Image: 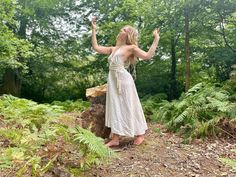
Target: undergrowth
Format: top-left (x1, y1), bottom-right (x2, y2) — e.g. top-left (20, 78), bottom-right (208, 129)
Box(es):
top-left (142, 78), bottom-right (236, 171)
top-left (142, 82), bottom-right (236, 140)
top-left (51, 99), bottom-right (90, 112)
top-left (0, 95), bottom-right (113, 176)
top-left (219, 149), bottom-right (236, 171)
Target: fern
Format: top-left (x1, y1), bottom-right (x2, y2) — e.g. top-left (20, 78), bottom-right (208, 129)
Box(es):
top-left (73, 126), bottom-right (113, 160)
top-left (0, 128), bottom-right (23, 145)
top-left (0, 95), bottom-right (111, 176)
top-left (219, 158), bottom-right (236, 171)
top-left (219, 149), bottom-right (236, 171)
top-left (173, 107), bottom-right (192, 125)
top-left (72, 126), bottom-right (114, 169)
top-left (51, 99), bottom-right (90, 112)
top-left (185, 83), bottom-right (203, 97)
top-left (145, 82), bottom-right (236, 139)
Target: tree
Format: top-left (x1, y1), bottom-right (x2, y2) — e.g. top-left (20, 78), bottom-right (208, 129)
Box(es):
top-left (0, 0), bottom-right (32, 96)
top-left (184, 3), bottom-right (190, 91)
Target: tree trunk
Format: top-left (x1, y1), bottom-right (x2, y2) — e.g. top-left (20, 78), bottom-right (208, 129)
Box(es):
top-left (0, 18), bottom-right (28, 96)
top-left (170, 37), bottom-right (177, 100)
top-left (79, 84), bottom-right (110, 138)
top-left (18, 17), bottom-right (27, 38)
top-left (0, 68), bottom-right (21, 96)
top-left (184, 6), bottom-right (190, 91)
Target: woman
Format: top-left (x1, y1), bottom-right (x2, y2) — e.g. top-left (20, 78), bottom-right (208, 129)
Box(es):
top-left (91, 17), bottom-right (160, 147)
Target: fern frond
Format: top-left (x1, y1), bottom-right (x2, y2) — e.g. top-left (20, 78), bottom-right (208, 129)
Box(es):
top-left (219, 158), bottom-right (236, 171)
top-left (185, 83), bottom-right (203, 97)
top-left (73, 126), bottom-right (113, 158)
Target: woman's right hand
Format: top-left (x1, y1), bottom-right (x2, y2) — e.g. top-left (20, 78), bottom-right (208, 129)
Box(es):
top-left (91, 16), bottom-right (97, 30)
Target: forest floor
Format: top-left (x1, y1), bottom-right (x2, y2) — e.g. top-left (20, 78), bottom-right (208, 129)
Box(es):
top-left (82, 122), bottom-right (236, 177)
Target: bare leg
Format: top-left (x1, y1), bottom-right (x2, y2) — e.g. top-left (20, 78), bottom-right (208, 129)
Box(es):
top-left (134, 134), bottom-right (145, 145)
top-left (105, 133), bottom-right (119, 147)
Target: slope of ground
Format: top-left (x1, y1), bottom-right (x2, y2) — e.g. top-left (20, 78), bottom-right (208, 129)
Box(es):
top-left (82, 122), bottom-right (236, 177)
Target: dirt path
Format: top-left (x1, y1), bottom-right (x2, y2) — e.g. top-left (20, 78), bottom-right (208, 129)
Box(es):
top-left (82, 122), bottom-right (236, 177)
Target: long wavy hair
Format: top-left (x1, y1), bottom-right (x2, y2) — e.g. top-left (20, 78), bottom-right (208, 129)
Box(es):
top-left (124, 25), bottom-right (139, 79)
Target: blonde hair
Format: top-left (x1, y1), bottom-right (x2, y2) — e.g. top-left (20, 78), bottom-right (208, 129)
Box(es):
top-left (122, 25), bottom-right (139, 79)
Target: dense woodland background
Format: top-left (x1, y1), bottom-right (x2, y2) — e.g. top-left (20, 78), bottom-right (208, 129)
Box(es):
top-left (0, 0), bottom-right (236, 176)
top-left (1, 0), bottom-right (235, 102)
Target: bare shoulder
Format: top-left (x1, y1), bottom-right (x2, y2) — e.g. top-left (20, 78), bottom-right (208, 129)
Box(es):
top-left (123, 45), bottom-right (136, 53)
top-left (94, 45), bottom-right (114, 55)
top-left (127, 45), bottom-right (140, 53)
top-left (128, 44), bottom-right (137, 50)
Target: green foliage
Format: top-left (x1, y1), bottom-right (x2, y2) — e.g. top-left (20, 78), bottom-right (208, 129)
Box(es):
top-left (1, 0), bottom-right (235, 102)
top-left (73, 126), bottom-right (114, 168)
top-left (141, 93), bottom-right (168, 120)
top-left (223, 67), bottom-right (236, 102)
top-left (219, 149), bottom-right (236, 171)
top-left (0, 95), bottom-right (113, 176)
top-left (0, 0), bottom-right (32, 72)
top-left (0, 147), bottom-right (26, 169)
top-left (0, 94), bottom-right (63, 130)
top-left (143, 83), bottom-right (236, 140)
top-left (52, 99), bottom-right (90, 112)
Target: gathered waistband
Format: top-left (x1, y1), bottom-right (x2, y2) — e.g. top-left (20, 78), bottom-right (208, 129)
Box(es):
top-left (109, 65), bottom-right (124, 71)
top-left (109, 66), bottom-right (124, 95)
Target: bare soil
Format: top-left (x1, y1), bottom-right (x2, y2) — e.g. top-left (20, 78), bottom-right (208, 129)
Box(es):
top-left (82, 122), bottom-right (236, 177)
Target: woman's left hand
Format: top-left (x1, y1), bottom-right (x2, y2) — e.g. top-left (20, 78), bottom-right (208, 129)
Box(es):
top-left (153, 28), bottom-right (160, 39)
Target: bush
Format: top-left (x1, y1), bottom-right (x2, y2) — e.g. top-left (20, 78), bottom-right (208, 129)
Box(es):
top-left (143, 83), bottom-right (236, 140)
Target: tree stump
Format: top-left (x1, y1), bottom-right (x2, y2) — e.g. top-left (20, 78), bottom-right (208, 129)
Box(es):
top-left (79, 84), bottom-right (111, 139)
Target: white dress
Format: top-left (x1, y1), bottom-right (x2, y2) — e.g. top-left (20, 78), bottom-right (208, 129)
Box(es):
top-left (105, 48), bottom-right (148, 137)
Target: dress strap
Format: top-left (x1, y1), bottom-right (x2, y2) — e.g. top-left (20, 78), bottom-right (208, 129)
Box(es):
top-left (109, 47), bottom-right (122, 58)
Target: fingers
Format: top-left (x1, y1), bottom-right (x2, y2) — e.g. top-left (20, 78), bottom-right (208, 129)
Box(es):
top-left (154, 28), bottom-right (160, 34)
top-left (156, 28), bottom-right (160, 33)
top-left (92, 16), bottom-right (96, 23)
top-left (153, 28), bottom-right (160, 39)
top-left (91, 16), bottom-right (96, 28)
top-left (153, 28), bottom-right (160, 32)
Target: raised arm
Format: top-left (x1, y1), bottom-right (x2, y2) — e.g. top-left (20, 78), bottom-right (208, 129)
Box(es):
top-left (91, 17), bottom-right (112, 55)
top-left (132, 28), bottom-right (160, 60)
